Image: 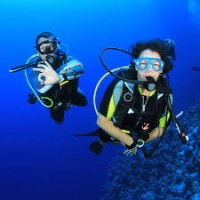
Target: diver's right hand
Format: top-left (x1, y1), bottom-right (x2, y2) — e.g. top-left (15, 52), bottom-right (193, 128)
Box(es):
top-left (33, 61), bottom-right (61, 85)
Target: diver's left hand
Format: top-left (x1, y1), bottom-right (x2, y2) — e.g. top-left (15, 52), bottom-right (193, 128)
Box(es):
top-left (123, 146), bottom-right (137, 156)
top-left (33, 61), bottom-right (60, 85)
top-left (123, 141), bottom-right (138, 156)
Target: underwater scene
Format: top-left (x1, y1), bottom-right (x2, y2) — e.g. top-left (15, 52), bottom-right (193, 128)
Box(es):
top-left (0, 0), bottom-right (200, 199)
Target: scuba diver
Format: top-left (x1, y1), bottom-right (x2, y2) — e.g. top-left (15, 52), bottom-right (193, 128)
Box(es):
top-left (192, 67), bottom-right (200, 71)
top-left (74, 38), bottom-right (188, 157)
top-left (10, 32), bottom-right (88, 124)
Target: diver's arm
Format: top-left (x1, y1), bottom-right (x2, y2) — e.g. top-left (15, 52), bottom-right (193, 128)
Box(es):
top-left (145, 127), bottom-right (165, 143)
top-left (97, 114), bottom-right (134, 146)
top-left (58, 59), bottom-right (84, 80)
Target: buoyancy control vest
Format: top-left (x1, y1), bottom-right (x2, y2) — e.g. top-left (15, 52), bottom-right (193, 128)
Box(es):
top-left (29, 50), bottom-right (79, 106)
top-left (108, 75), bottom-right (172, 135)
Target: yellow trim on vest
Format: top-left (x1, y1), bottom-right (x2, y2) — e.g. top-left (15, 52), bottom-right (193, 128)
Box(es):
top-left (106, 95), bottom-right (116, 119)
top-left (122, 129), bottom-right (131, 134)
top-left (106, 83), bottom-right (170, 130)
top-left (59, 80), bottom-right (69, 86)
top-left (106, 95), bottom-right (131, 134)
top-left (159, 111), bottom-right (170, 127)
top-left (138, 85), bottom-right (170, 127)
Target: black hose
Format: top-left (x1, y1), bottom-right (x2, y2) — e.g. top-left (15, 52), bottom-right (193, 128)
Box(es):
top-left (9, 62), bottom-right (37, 73)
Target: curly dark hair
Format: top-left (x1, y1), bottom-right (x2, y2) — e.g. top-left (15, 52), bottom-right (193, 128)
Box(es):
top-left (131, 38), bottom-right (174, 73)
top-left (35, 32), bottom-right (56, 46)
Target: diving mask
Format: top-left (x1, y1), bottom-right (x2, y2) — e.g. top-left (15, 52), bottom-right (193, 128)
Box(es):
top-left (36, 39), bottom-right (57, 55)
top-left (134, 57), bottom-right (165, 72)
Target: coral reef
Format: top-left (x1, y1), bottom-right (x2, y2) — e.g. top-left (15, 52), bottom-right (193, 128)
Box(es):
top-left (101, 99), bottom-right (200, 200)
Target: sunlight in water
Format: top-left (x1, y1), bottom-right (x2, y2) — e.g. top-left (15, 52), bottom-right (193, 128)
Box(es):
top-left (188, 0), bottom-right (200, 30)
top-left (188, 0), bottom-right (200, 14)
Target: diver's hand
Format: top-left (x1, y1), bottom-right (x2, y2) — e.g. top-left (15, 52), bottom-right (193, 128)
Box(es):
top-left (123, 146), bottom-right (137, 156)
top-left (123, 141), bottom-right (137, 156)
top-left (33, 61), bottom-right (61, 85)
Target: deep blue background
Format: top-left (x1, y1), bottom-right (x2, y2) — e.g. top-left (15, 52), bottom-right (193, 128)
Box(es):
top-left (0, 0), bottom-right (200, 199)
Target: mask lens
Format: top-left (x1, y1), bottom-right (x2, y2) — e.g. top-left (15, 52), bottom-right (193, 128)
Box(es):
top-left (152, 60), bottom-right (162, 71)
top-left (135, 57), bottom-right (164, 71)
top-left (138, 59), bottom-right (148, 69)
top-left (37, 40), bottom-right (57, 55)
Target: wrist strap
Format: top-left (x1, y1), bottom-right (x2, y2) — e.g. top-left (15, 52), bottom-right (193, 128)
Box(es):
top-left (59, 74), bottom-right (69, 86)
top-left (125, 140), bottom-right (137, 149)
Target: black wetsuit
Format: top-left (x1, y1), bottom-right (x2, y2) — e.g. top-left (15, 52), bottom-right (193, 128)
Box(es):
top-left (30, 50), bottom-right (87, 123)
top-left (98, 74), bottom-right (171, 142)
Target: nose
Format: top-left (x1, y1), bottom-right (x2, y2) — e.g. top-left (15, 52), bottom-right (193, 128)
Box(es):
top-left (146, 62), bottom-right (154, 71)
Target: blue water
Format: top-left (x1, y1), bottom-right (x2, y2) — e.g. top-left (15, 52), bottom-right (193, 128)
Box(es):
top-left (0, 0), bottom-right (200, 199)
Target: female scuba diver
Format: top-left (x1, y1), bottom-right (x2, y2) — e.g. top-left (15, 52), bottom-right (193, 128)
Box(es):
top-left (74, 38), bottom-right (188, 157)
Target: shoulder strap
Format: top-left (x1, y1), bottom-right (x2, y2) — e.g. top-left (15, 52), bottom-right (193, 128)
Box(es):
top-left (113, 80), bottom-right (124, 105)
top-left (113, 82), bottom-right (135, 127)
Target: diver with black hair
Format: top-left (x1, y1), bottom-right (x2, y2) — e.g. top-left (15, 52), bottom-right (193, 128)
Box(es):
top-left (13, 32), bottom-right (88, 124)
top-left (75, 38), bottom-right (187, 156)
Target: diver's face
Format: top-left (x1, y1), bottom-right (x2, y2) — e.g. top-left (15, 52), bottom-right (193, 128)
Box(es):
top-left (37, 37), bottom-right (56, 61)
top-left (136, 49), bottom-right (163, 82)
